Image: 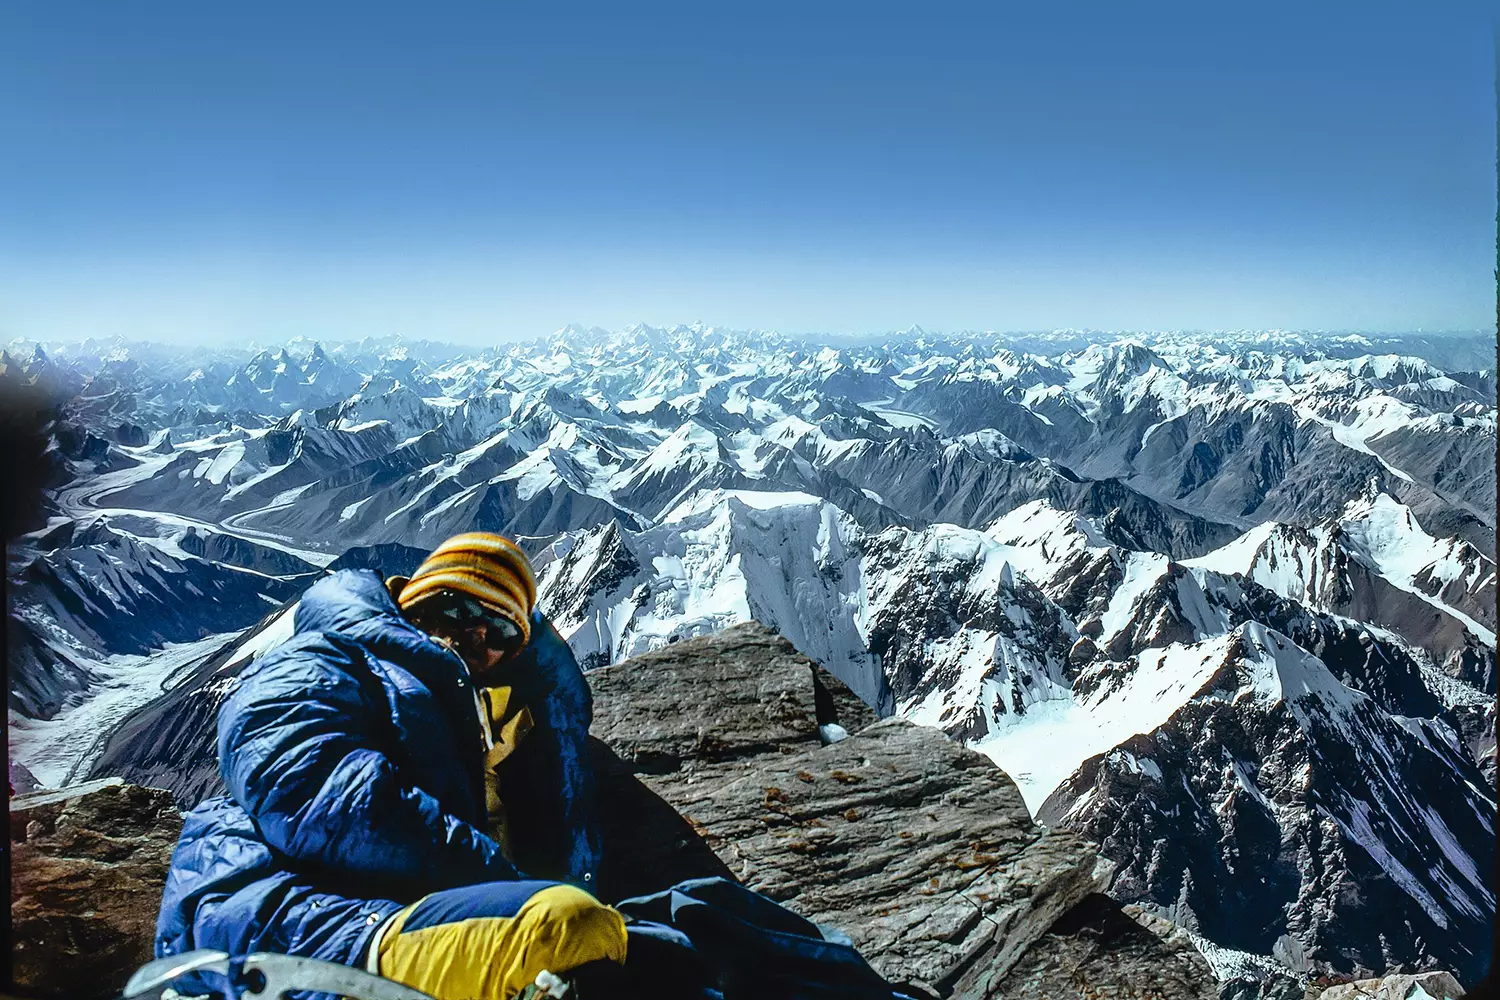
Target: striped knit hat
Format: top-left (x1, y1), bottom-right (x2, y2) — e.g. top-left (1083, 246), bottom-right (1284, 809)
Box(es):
top-left (387, 532), bottom-right (537, 646)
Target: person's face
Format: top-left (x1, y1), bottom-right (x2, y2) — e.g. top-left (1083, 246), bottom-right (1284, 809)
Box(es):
top-left (410, 593), bottom-right (524, 684)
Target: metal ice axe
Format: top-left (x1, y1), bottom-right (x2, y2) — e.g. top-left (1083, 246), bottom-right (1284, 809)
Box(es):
top-left (122, 950), bottom-right (437, 1000)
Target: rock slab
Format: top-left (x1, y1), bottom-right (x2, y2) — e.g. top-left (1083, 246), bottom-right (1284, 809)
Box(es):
top-left (589, 621), bottom-right (1106, 999)
top-left (10, 778), bottom-right (183, 1000)
top-left (1316, 972), bottom-right (1465, 1000)
top-left (991, 893), bottom-right (1219, 1000)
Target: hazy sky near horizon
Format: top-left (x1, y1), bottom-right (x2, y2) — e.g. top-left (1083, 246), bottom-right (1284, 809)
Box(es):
top-left (1, 2), bottom-right (1494, 345)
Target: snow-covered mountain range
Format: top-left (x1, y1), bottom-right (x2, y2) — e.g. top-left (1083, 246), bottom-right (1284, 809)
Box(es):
top-left (5, 325), bottom-right (1495, 986)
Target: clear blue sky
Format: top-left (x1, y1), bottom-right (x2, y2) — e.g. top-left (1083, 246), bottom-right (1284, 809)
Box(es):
top-left (0, 1), bottom-right (1494, 344)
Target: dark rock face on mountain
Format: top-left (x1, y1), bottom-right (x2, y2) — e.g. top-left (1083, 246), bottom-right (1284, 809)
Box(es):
top-left (1039, 626), bottom-right (1495, 987)
top-left (1450, 701), bottom-right (1497, 786)
top-left (860, 529), bottom-right (1076, 742)
top-left (9, 520), bottom-right (313, 719)
top-left (1072, 478), bottom-right (1240, 559)
top-left (1371, 418), bottom-right (1498, 528)
top-left (802, 429), bottom-right (1237, 561)
top-left (1221, 509), bottom-right (1497, 693)
top-left (10, 759), bottom-right (45, 795)
top-left (10, 780), bottom-right (183, 1000)
top-left (174, 526), bottom-right (320, 577)
top-left (7, 618), bottom-right (105, 725)
top-left (326, 542), bottom-right (434, 577)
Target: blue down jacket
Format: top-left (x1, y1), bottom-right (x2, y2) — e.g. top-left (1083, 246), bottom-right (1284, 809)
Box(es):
top-left (155, 568), bottom-right (600, 968)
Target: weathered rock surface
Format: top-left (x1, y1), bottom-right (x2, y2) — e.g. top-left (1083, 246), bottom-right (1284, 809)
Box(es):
top-left (589, 619), bottom-right (863, 771)
top-left (1315, 971), bottom-right (1465, 1000)
top-left (990, 894), bottom-right (1218, 999)
top-left (589, 622), bottom-right (1110, 998)
top-left (10, 778), bottom-right (183, 1000)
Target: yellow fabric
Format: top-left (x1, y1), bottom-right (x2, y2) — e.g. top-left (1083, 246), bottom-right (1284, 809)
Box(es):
top-left (480, 685), bottom-right (534, 854)
top-left (391, 533), bottom-right (538, 646)
top-left (376, 885), bottom-right (628, 1000)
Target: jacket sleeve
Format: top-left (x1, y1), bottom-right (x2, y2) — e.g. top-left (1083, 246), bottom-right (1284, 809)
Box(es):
top-left (507, 612), bottom-right (603, 888)
top-left (218, 633), bottom-right (522, 889)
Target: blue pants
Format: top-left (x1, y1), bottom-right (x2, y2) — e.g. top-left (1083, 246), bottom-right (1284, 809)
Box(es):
top-left (611, 878), bottom-right (905, 1000)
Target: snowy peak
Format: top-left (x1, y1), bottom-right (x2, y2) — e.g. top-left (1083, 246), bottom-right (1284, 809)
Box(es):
top-left (660, 487), bottom-right (828, 525)
top-left (1207, 621), bottom-right (1361, 711)
top-left (1350, 353), bottom-right (1447, 387)
top-left (1189, 489), bottom-right (1496, 689)
top-left (1101, 340), bottom-right (1170, 380)
top-left (1039, 610), bottom-right (1495, 982)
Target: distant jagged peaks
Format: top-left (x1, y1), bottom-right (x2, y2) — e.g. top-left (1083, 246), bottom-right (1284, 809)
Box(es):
top-left (25, 330), bottom-right (1497, 566)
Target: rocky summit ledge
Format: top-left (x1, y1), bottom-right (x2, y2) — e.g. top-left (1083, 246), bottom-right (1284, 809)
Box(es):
top-left (587, 622), bottom-right (1213, 999)
top-left (13, 621), bottom-right (1227, 1000)
top-left (10, 779), bottom-right (181, 999)
top-left (1316, 973), bottom-right (1465, 1000)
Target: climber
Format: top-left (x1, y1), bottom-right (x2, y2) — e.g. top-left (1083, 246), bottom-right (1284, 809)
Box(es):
top-left (155, 530), bottom-right (912, 1000)
top-left (155, 532), bottom-right (618, 998)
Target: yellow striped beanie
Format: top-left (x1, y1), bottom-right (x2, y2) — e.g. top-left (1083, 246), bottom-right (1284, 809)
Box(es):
top-left (387, 532), bottom-right (537, 646)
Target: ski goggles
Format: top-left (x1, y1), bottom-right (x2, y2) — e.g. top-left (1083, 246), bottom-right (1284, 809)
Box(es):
top-left (423, 592), bottom-right (525, 649)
